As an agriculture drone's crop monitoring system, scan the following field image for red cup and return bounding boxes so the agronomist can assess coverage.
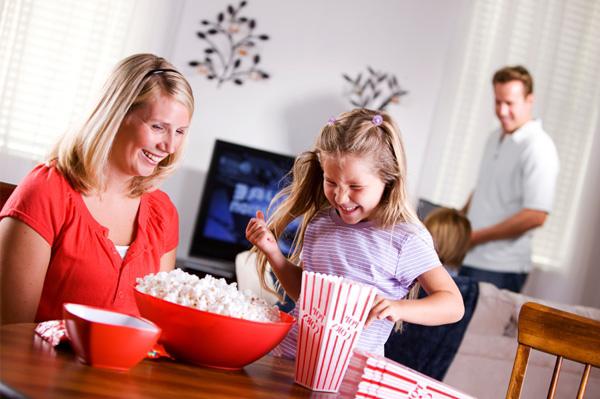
[63,303,161,371]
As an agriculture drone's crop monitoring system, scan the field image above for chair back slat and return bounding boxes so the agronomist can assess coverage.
[506,345,531,398]
[547,356,562,399]
[506,302,600,399]
[576,365,592,399]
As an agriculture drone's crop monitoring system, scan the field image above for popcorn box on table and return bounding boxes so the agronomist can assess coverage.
[295,271,377,392]
[339,350,476,399]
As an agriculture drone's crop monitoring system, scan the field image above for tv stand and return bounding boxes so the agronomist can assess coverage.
[176,256,236,282]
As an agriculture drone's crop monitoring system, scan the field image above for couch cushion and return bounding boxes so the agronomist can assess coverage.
[467,282,515,336]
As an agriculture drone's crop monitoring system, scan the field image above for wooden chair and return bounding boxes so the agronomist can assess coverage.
[506,301,600,398]
[0,181,17,211]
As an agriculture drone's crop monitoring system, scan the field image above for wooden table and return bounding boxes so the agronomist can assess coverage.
[0,324,338,398]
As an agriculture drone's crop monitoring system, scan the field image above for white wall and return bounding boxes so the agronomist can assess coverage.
[525,123,600,307]
[164,0,467,256]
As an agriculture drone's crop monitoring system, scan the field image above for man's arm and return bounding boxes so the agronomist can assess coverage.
[470,208,548,247]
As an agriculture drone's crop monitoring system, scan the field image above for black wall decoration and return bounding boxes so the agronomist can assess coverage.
[189,1,270,87]
[343,67,408,110]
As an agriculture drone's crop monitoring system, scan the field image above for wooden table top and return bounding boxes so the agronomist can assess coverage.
[0,323,338,398]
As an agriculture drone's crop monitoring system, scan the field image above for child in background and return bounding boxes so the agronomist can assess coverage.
[246,109,464,359]
[385,207,475,380]
[423,207,472,276]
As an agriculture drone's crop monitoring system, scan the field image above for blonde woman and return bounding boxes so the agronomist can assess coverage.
[246,109,464,359]
[0,54,194,323]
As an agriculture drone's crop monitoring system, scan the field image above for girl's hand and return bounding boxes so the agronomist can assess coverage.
[365,295,402,328]
[246,210,280,258]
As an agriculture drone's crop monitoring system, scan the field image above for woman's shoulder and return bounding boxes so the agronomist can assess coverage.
[18,163,72,195]
[146,188,174,205]
[144,189,179,246]
[145,189,177,218]
[1,163,73,243]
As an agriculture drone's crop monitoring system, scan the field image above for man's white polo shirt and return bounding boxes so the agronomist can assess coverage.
[464,119,559,273]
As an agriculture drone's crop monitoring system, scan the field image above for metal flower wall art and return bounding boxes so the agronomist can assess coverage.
[343,67,408,110]
[188,1,270,87]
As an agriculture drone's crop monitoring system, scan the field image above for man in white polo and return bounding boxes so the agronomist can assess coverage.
[460,65,559,292]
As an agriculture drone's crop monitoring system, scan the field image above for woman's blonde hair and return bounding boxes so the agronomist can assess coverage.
[424,207,472,272]
[49,53,194,197]
[256,108,420,298]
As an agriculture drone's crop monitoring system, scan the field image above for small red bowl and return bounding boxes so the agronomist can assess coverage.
[63,303,161,371]
[134,288,295,370]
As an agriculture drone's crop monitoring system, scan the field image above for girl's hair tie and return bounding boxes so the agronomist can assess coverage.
[372,114,383,126]
[327,116,337,126]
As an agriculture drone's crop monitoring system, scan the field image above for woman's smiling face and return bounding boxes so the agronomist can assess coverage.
[109,94,190,179]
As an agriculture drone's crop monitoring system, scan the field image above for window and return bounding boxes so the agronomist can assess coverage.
[0,0,135,160]
[420,0,600,268]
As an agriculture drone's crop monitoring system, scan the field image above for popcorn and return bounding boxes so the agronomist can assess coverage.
[135,269,280,323]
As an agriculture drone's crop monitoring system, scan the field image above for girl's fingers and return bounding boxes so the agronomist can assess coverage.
[366,297,393,327]
[366,306,382,327]
[377,306,391,321]
[246,218,267,237]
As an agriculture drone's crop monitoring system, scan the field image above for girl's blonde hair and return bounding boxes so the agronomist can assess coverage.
[49,53,194,197]
[256,108,420,297]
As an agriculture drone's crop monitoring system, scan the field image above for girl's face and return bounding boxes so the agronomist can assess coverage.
[110,94,190,180]
[321,153,386,224]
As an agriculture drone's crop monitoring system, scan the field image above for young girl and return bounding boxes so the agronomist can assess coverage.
[246,109,464,358]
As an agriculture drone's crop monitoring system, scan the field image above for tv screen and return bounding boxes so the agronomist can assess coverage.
[189,139,298,262]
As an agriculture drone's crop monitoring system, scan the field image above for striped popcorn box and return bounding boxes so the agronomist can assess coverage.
[339,350,476,399]
[295,271,377,392]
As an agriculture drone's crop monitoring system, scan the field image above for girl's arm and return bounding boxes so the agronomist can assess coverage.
[367,266,464,326]
[0,218,51,324]
[246,211,303,302]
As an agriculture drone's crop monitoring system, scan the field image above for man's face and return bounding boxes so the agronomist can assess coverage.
[494,80,534,134]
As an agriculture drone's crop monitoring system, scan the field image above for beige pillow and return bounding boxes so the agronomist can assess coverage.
[468,282,516,336]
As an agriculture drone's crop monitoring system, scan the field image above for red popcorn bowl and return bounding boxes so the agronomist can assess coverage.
[134,288,295,370]
[63,303,161,371]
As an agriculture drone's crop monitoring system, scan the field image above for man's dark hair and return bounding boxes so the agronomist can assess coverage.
[492,65,533,96]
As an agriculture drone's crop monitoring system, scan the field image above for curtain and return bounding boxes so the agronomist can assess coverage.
[0,0,135,159]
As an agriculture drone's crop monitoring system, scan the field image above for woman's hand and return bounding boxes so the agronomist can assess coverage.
[246,210,280,258]
[365,295,402,328]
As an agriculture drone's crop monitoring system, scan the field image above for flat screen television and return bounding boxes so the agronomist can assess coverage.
[188,139,298,267]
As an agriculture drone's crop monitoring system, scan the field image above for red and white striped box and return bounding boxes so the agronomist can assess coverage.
[339,350,476,399]
[295,271,377,392]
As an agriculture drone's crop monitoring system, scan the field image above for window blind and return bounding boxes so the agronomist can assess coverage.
[424,0,600,269]
[0,0,135,160]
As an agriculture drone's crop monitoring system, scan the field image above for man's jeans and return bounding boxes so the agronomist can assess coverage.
[459,265,528,293]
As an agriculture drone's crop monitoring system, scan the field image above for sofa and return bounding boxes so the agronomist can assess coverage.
[443,282,600,398]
